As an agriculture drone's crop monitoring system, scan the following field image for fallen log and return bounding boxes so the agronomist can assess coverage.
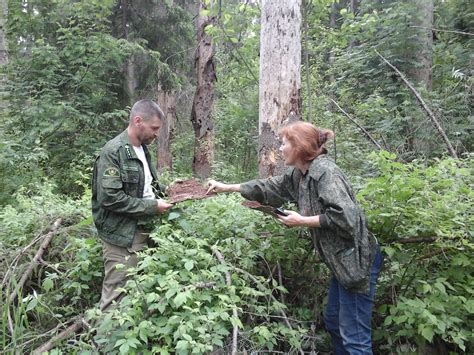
[9,218,62,304]
[33,317,85,354]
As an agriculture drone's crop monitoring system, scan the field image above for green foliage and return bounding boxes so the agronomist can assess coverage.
[2,0,192,200]
[0,182,101,353]
[358,151,473,352]
[2,154,473,353]
[303,0,473,169]
[89,195,312,353]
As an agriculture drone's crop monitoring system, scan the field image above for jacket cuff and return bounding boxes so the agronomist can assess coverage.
[239,181,255,201]
[319,214,330,229]
[144,199,159,215]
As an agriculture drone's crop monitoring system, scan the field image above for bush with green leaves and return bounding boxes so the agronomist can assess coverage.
[358,151,473,352]
[0,181,102,353]
[89,195,321,354]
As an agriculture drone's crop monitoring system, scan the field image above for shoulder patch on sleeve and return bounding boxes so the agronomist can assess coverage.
[103,167,120,177]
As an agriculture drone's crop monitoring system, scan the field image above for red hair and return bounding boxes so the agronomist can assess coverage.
[279,121,334,161]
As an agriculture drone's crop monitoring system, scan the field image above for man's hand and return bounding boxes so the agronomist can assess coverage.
[156,199,173,214]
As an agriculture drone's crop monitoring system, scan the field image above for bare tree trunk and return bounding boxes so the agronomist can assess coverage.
[348,0,358,50]
[156,87,176,172]
[191,1,216,179]
[258,0,302,178]
[0,0,8,111]
[302,0,312,119]
[406,0,434,155]
[121,0,140,104]
[409,0,434,90]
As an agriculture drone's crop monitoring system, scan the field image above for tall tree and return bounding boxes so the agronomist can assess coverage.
[0,0,7,110]
[408,0,434,90]
[258,0,302,178]
[156,86,176,172]
[406,0,434,155]
[191,1,216,179]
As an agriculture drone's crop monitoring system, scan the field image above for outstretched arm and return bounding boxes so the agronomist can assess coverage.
[207,179,241,194]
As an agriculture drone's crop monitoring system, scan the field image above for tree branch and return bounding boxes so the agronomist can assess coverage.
[211,247,238,355]
[232,266,304,355]
[410,25,474,37]
[375,50,458,159]
[394,237,437,244]
[32,316,85,354]
[330,98,383,150]
[9,218,63,304]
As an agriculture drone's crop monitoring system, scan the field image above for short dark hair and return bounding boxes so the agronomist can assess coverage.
[129,99,165,122]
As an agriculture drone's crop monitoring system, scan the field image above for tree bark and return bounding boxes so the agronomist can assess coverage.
[156,87,176,173]
[408,0,434,91]
[0,0,8,111]
[191,1,216,179]
[405,0,434,155]
[258,0,302,178]
[33,317,85,354]
[122,0,140,103]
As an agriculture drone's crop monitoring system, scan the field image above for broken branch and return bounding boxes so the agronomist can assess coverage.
[9,218,62,304]
[375,50,458,159]
[330,98,383,150]
[211,247,238,355]
[33,317,85,354]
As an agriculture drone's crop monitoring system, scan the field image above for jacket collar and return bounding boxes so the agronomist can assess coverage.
[118,129,152,161]
[118,130,157,180]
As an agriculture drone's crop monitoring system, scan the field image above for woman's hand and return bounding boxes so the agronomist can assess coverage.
[206,180,241,194]
[277,210,320,228]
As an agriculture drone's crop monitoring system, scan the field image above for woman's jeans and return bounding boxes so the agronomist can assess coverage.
[324,247,383,355]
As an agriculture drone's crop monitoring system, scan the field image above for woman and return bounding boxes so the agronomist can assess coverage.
[207,121,383,354]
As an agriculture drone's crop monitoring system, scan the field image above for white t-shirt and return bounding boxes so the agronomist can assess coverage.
[132,145,155,199]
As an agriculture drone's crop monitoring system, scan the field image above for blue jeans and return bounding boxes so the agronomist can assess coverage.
[324,248,383,355]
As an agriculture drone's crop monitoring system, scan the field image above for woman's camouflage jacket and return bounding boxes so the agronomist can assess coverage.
[240,155,377,294]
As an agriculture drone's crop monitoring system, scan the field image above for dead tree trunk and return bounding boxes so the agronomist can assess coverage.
[406,0,434,155]
[156,88,176,172]
[191,1,216,179]
[258,0,302,178]
[0,0,8,111]
[408,0,434,91]
[121,0,140,103]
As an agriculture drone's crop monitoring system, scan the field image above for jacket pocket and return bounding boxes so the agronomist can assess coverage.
[331,246,369,290]
[121,169,140,196]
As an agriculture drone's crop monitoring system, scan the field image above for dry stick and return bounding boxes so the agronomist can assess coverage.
[276,261,285,305]
[395,237,438,244]
[9,218,62,304]
[211,247,238,355]
[375,49,459,159]
[2,233,45,289]
[232,266,305,355]
[330,98,383,150]
[32,317,85,354]
[417,247,453,261]
[410,25,474,37]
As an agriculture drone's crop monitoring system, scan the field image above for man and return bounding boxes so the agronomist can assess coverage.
[92,99,173,311]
